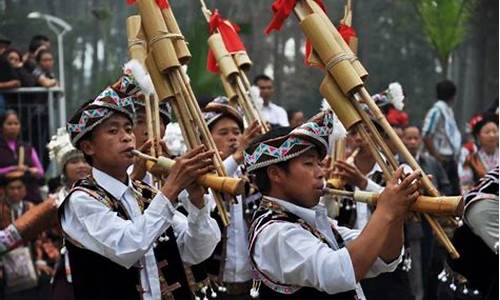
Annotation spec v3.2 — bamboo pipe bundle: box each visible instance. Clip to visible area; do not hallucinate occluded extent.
[126,19,158,158]
[137,0,179,72]
[305,0,367,80]
[207,33,240,81]
[127,15,148,67]
[323,188,464,217]
[200,1,269,134]
[160,6,191,64]
[132,150,248,196]
[135,0,230,226]
[327,1,358,190]
[290,0,459,258]
[233,51,252,71]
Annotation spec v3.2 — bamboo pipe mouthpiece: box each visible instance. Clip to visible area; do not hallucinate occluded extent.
[299,13,363,95]
[353,191,464,217]
[126,15,148,66]
[136,0,180,72]
[320,75,362,130]
[136,151,248,196]
[160,7,191,65]
[208,33,239,80]
[145,55,175,101]
[233,51,252,72]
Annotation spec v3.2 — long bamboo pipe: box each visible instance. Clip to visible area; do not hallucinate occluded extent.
[132,150,248,196]
[323,187,464,217]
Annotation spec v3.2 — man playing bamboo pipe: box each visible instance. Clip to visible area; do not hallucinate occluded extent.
[60,72,221,300]
[245,110,421,299]
[201,96,261,299]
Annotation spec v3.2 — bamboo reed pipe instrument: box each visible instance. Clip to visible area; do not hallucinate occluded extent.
[328,0,356,190]
[323,188,464,217]
[132,1,231,226]
[132,150,248,196]
[200,0,269,134]
[281,0,460,258]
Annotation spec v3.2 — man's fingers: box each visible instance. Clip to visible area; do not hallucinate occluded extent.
[188,150,215,165]
[400,170,421,189]
[183,145,206,159]
[391,166,405,184]
[408,191,420,203]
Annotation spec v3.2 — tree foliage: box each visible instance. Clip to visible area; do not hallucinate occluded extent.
[414,0,477,77]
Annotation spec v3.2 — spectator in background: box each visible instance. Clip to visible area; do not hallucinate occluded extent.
[4,49,36,87]
[23,35,51,73]
[0,110,44,203]
[402,125,451,195]
[459,113,498,191]
[422,80,462,195]
[287,109,305,128]
[0,35,21,115]
[253,74,289,128]
[33,49,57,88]
[0,172,39,300]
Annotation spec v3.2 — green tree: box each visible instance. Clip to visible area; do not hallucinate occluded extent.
[414,0,477,78]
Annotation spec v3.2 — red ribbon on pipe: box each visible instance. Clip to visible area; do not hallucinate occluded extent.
[338,24,357,43]
[206,10,247,73]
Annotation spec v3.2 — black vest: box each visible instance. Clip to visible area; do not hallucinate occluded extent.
[248,201,358,300]
[448,166,499,296]
[59,176,192,300]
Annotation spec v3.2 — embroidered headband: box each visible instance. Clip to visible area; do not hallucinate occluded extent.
[244,110,334,172]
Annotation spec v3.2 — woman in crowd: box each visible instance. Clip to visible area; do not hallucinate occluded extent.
[4,48,36,87]
[459,113,498,192]
[32,49,57,88]
[0,110,44,203]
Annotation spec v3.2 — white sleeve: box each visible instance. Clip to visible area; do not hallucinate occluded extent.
[224,156,240,177]
[464,198,499,253]
[173,194,222,265]
[365,179,384,193]
[334,220,404,278]
[253,222,357,294]
[61,190,176,268]
[279,107,290,127]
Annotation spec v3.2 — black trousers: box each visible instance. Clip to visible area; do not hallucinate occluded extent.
[440,157,461,195]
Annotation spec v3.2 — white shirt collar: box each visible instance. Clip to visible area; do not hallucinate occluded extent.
[264,196,338,248]
[92,167,131,200]
[264,196,324,228]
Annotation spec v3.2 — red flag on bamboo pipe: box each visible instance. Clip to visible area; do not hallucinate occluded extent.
[206,10,246,73]
[264,0,326,67]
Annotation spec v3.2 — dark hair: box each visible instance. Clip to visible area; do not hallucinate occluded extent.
[4,48,22,60]
[472,114,499,138]
[403,124,421,133]
[246,127,293,194]
[0,109,19,129]
[253,74,272,85]
[36,49,52,63]
[29,35,50,53]
[436,80,456,102]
